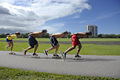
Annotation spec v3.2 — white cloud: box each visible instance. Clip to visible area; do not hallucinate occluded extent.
[40,23,65,33]
[0,0,15,4]
[0,0,91,33]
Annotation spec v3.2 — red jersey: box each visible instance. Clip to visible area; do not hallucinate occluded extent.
[71,34,80,47]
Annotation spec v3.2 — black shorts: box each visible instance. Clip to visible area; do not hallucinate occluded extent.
[50,36,58,47]
[28,36,38,48]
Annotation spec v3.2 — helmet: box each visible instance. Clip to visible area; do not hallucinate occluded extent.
[15,32,20,35]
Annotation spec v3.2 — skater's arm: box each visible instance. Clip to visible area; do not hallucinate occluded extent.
[29,29,47,37]
[29,32,42,37]
[52,33,64,38]
[74,32,86,36]
[52,31,68,38]
[73,32,92,37]
[72,32,86,38]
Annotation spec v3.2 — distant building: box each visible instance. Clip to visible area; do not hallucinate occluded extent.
[87,25,98,37]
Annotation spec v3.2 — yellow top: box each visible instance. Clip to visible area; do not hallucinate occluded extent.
[7,34,17,40]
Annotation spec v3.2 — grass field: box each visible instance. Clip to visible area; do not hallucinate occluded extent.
[0,42,120,55]
[0,38,120,80]
[0,67,119,80]
[0,38,120,41]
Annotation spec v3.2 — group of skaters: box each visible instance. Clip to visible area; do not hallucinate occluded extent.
[6,30,92,59]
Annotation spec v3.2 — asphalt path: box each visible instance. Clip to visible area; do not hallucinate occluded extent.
[0,51,120,78]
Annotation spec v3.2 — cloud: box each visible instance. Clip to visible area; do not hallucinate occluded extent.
[0,27,28,34]
[0,6,10,15]
[0,0,91,33]
[40,23,65,33]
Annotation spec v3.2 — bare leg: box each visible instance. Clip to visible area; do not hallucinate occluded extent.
[24,47,33,55]
[44,46,56,56]
[10,42,13,52]
[6,42,11,50]
[55,44,60,54]
[76,44,82,55]
[47,46,56,51]
[64,46,76,54]
[46,44,59,53]
[34,44,38,53]
[7,42,11,47]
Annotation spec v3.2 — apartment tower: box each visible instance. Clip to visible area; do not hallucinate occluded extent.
[87,25,98,37]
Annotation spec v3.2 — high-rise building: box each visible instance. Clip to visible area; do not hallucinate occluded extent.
[86,25,98,37]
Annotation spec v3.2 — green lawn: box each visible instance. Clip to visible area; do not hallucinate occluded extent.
[0,42,120,55]
[0,67,119,80]
[0,38,120,41]
[0,39,120,80]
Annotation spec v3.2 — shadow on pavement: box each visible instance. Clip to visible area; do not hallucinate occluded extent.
[30,56,62,60]
[9,53,117,62]
[65,58,116,62]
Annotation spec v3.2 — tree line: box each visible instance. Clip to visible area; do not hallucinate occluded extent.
[0,33,120,38]
[0,32,71,38]
[97,34,120,38]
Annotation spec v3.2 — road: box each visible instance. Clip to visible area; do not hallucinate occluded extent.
[0,51,120,78]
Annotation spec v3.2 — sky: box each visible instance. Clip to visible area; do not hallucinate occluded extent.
[0,0,120,34]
